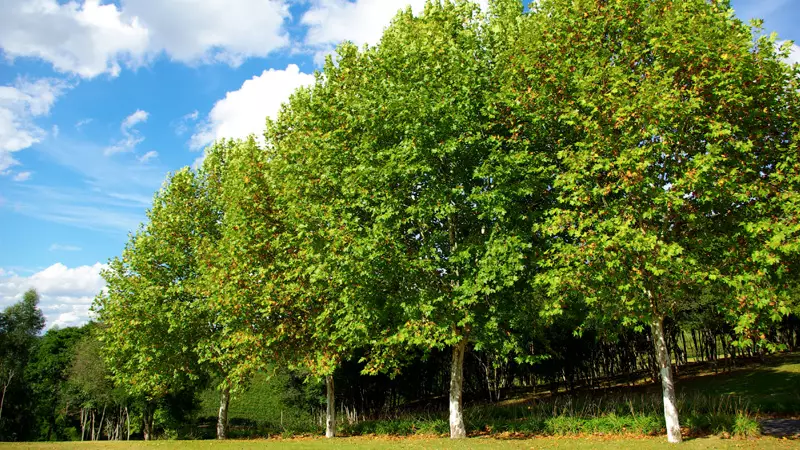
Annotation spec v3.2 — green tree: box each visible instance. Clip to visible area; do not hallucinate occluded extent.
[0,288,45,437]
[193,138,279,439]
[94,169,216,439]
[525,0,799,442]
[266,0,547,438]
[65,330,130,441]
[26,325,88,440]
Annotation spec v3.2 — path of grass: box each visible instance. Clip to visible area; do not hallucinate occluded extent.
[1,436,799,450]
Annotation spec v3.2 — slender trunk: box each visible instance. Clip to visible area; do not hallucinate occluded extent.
[652,316,682,443]
[97,405,106,440]
[126,407,130,440]
[217,383,231,440]
[449,337,468,439]
[0,370,14,423]
[325,375,335,438]
[80,408,86,441]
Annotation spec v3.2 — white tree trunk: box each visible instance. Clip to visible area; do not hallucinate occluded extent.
[325,375,335,438]
[0,370,14,423]
[217,383,231,440]
[652,316,682,443]
[449,338,468,439]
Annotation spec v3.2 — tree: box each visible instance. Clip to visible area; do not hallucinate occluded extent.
[65,330,130,441]
[195,136,349,438]
[266,0,547,438]
[193,138,279,440]
[0,288,45,437]
[524,0,799,442]
[26,325,88,441]
[94,169,216,439]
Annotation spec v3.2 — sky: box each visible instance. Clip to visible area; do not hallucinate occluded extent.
[0,0,798,330]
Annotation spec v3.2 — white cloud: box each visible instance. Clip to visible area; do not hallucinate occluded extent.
[49,244,82,252]
[173,110,199,136]
[12,171,32,182]
[785,41,800,65]
[4,132,166,234]
[190,64,314,150]
[138,150,158,163]
[0,0,291,79]
[105,109,148,155]
[0,77,69,172]
[75,118,93,129]
[0,0,149,78]
[302,0,488,58]
[122,109,148,129]
[121,0,291,66]
[0,262,107,329]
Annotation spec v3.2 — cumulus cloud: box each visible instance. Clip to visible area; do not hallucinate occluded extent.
[0,0,149,78]
[784,41,800,65]
[190,64,314,150]
[121,0,291,66]
[0,263,107,329]
[0,0,291,79]
[301,0,489,62]
[105,109,148,155]
[0,77,69,173]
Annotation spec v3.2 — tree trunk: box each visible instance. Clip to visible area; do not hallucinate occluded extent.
[0,370,14,423]
[80,408,86,441]
[652,316,682,443]
[325,375,335,438]
[449,337,468,439]
[217,383,231,440]
[126,407,130,440]
[97,405,106,441]
[142,405,154,441]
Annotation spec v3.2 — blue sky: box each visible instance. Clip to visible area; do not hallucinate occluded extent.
[0,0,798,328]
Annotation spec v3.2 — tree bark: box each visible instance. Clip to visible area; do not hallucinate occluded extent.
[449,337,468,439]
[142,404,154,441]
[217,383,231,440]
[0,370,14,423]
[652,316,682,443]
[325,375,335,438]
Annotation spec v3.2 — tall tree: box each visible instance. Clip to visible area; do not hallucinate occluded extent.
[0,289,45,437]
[525,0,799,442]
[266,0,547,438]
[26,325,87,441]
[95,169,216,439]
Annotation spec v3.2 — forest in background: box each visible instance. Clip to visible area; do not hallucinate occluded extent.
[3,0,800,443]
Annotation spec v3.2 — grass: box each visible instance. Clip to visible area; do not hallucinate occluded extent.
[181,353,800,441]
[0,436,798,450]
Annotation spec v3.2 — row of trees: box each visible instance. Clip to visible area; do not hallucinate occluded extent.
[95,0,800,443]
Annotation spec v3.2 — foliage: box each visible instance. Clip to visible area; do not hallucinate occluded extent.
[26,326,88,441]
[0,289,45,440]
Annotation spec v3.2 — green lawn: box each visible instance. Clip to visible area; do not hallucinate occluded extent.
[676,354,800,414]
[1,436,798,450]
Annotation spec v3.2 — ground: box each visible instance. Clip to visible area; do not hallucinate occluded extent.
[0,436,798,450]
